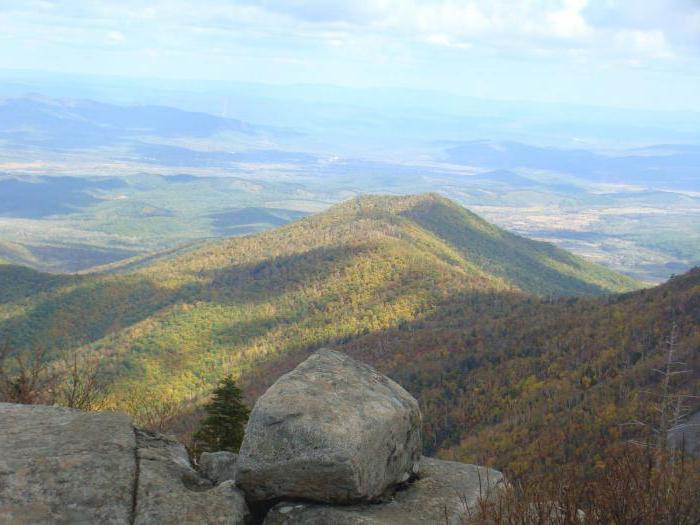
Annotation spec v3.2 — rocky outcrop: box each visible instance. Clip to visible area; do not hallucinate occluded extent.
[0,349,503,524]
[236,349,422,504]
[264,457,503,525]
[0,403,250,525]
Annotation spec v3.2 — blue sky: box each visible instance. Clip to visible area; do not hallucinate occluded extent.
[1,0,700,110]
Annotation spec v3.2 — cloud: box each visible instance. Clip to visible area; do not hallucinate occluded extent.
[107,30,125,43]
[2,0,698,62]
[615,29,673,60]
[228,0,699,60]
[424,34,472,49]
[547,0,590,39]
[241,0,376,24]
[0,0,698,111]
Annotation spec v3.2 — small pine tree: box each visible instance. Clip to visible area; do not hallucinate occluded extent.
[193,376,249,454]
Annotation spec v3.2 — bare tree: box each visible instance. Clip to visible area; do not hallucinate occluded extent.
[1,341,108,410]
[119,385,183,432]
[625,322,698,462]
[0,341,58,405]
[52,353,109,411]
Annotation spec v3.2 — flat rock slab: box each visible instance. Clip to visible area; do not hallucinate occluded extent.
[236,349,422,504]
[264,457,504,525]
[0,402,136,525]
[0,403,249,525]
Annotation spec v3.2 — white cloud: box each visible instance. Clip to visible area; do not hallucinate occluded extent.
[547,0,590,38]
[615,29,674,60]
[3,0,697,62]
[424,34,472,50]
[0,0,698,97]
[230,0,698,61]
[107,30,125,43]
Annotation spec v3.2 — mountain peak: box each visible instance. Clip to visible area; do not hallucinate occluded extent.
[332,192,453,215]
[141,192,639,298]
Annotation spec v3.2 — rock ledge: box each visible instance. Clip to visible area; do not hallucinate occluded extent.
[0,402,250,525]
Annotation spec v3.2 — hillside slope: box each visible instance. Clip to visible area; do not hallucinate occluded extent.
[0,193,640,410]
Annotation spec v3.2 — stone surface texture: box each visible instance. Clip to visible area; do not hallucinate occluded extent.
[0,402,136,525]
[135,430,249,525]
[199,451,239,484]
[263,456,504,525]
[0,403,249,525]
[236,349,422,504]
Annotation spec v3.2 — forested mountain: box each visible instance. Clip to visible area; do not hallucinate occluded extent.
[1,194,639,404]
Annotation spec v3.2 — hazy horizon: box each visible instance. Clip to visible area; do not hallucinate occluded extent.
[2,1,700,112]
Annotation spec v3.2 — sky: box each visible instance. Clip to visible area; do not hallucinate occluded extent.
[1,0,700,111]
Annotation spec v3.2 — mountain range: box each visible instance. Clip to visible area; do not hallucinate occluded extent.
[0,95,261,149]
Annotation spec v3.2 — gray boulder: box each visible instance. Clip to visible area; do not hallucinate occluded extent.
[0,402,249,525]
[236,349,422,504]
[199,451,239,484]
[264,456,504,525]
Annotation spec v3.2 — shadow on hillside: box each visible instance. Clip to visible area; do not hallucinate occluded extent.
[122,268,697,467]
[238,287,540,400]
[0,244,370,359]
[0,274,178,356]
[246,269,700,457]
[0,265,81,304]
[196,244,376,302]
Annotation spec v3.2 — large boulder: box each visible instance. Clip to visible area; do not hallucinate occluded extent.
[0,403,249,525]
[264,457,504,525]
[236,349,422,504]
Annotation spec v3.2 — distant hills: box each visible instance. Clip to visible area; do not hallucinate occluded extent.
[0,172,314,273]
[0,95,260,149]
[446,140,700,190]
[0,95,697,281]
[0,176,126,218]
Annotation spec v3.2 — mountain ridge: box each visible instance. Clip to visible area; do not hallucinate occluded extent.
[0,193,642,420]
[131,193,640,295]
